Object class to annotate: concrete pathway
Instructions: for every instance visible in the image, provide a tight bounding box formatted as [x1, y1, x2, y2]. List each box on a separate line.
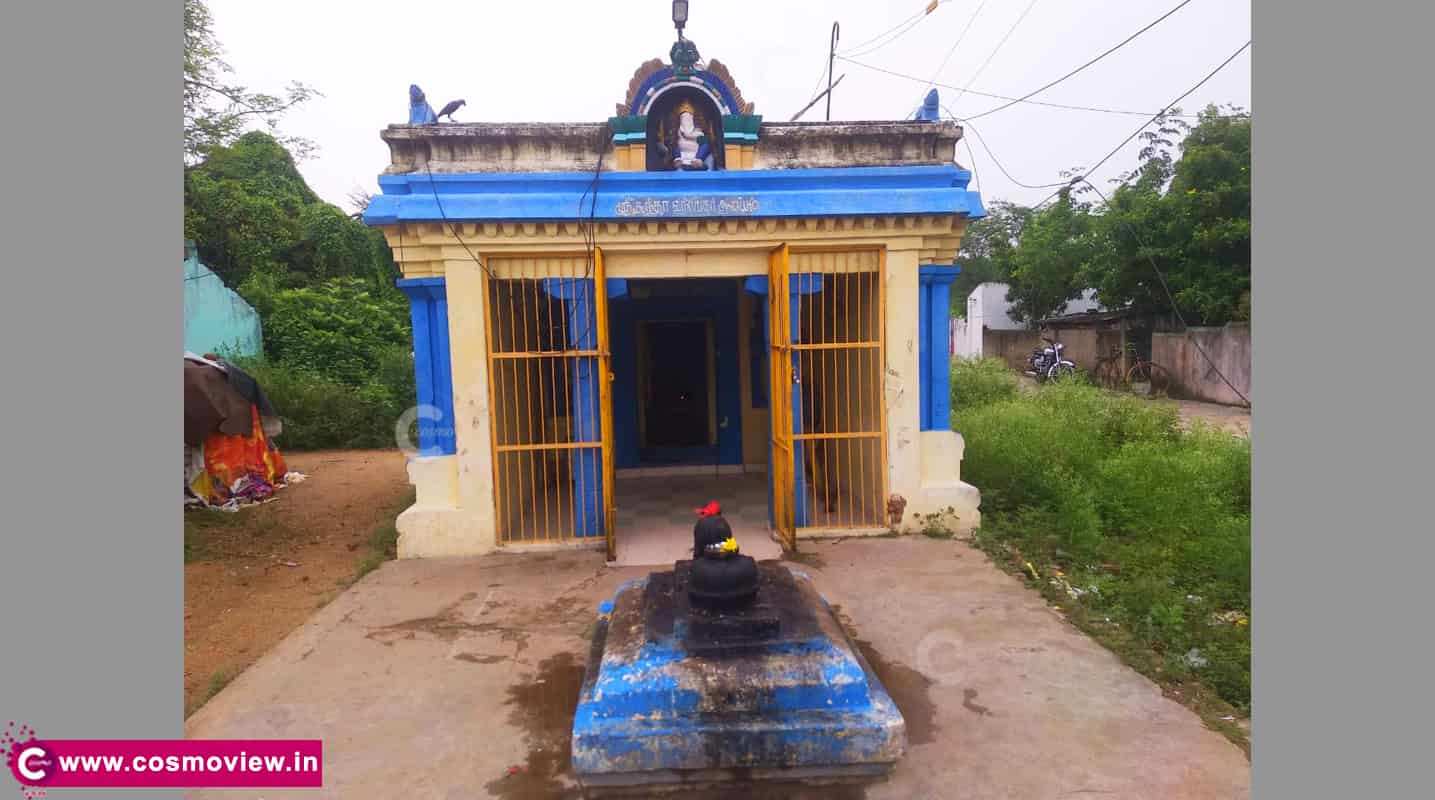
[185, 538, 1249, 799]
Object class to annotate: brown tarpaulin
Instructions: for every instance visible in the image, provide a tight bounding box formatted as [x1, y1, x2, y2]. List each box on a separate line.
[183, 360, 253, 445]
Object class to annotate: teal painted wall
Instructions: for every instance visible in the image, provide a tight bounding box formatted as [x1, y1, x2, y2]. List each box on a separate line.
[183, 241, 262, 357]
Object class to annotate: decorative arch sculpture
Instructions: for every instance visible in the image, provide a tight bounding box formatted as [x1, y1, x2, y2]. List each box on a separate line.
[609, 57, 761, 172]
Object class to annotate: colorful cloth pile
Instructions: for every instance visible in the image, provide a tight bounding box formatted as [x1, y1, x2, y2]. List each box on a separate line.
[183, 353, 298, 510]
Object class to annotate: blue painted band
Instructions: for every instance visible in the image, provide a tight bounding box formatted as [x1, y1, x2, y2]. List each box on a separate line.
[396, 276, 447, 298]
[739, 275, 826, 297]
[364, 165, 984, 225]
[918, 264, 960, 432]
[918, 265, 961, 285]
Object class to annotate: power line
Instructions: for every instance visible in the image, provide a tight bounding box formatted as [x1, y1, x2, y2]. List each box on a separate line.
[947, 109, 1067, 190]
[842, 12, 926, 59]
[998, 39, 1253, 407]
[837, 1, 947, 58]
[963, 0, 1197, 122]
[951, 0, 1042, 111]
[922, 0, 989, 96]
[423, 159, 494, 280]
[960, 135, 982, 195]
[804, 55, 831, 110]
[1030, 40, 1251, 209]
[837, 57, 1212, 119]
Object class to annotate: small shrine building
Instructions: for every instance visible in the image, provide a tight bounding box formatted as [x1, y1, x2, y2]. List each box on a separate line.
[364, 28, 986, 561]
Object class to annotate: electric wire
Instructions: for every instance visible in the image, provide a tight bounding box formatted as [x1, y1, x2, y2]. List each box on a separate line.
[922, 0, 989, 96]
[1029, 39, 1250, 209]
[946, 108, 1067, 189]
[841, 12, 927, 60]
[837, 57, 1211, 119]
[950, 0, 1042, 111]
[836, 1, 947, 58]
[962, 0, 1197, 122]
[1075, 177, 1251, 407]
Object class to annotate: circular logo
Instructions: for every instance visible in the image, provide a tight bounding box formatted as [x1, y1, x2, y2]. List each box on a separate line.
[914, 629, 965, 687]
[12, 742, 57, 785]
[394, 404, 445, 455]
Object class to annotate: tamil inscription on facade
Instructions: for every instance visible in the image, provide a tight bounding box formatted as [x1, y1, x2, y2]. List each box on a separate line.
[614, 196, 760, 217]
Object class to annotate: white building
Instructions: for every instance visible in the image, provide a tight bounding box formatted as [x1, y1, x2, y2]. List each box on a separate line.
[950, 282, 1102, 358]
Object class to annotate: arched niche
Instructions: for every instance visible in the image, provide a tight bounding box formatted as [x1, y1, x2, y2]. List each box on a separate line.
[645, 85, 726, 172]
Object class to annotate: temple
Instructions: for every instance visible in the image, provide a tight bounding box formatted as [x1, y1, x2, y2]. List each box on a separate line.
[364, 29, 986, 561]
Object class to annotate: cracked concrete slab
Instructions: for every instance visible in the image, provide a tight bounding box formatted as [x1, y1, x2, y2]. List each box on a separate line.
[185, 538, 1248, 799]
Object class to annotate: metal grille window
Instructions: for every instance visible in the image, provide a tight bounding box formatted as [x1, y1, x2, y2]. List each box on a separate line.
[482, 253, 615, 557]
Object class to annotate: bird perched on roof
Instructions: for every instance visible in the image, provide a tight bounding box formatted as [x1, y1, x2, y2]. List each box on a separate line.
[436, 99, 466, 122]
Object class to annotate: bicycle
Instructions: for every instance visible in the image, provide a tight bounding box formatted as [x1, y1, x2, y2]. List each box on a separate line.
[1093, 346, 1127, 390]
[1094, 343, 1172, 396]
[1124, 348, 1172, 396]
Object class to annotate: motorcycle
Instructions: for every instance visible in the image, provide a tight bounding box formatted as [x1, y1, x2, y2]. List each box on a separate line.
[1025, 337, 1078, 382]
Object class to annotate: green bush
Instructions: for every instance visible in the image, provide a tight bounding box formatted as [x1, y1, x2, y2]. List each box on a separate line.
[241, 277, 411, 387]
[958, 395, 1107, 510]
[960, 379, 1251, 710]
[223, 276, 416, 451]
[950, 357, 1019, 412]
[232, 357, 413, 450]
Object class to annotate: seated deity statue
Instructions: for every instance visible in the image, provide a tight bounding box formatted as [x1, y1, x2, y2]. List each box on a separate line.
[673, 108, 710, 170]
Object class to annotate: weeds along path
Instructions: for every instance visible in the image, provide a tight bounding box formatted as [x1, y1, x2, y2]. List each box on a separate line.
[183, 449, 413, 716]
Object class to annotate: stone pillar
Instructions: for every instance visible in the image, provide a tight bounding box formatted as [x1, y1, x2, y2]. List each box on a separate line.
[392, 260, 498, 558]
[886, 253, 981, 534]
[884, 248, 924, 517]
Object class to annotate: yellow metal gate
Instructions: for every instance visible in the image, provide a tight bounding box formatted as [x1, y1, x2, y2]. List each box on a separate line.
[482, 249, 616, 559]
[767, 244, 796, 550]
[789, 248, 888, 531]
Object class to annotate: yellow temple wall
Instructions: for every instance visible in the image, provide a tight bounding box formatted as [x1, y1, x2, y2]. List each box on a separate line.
[381, 215, 978, 557]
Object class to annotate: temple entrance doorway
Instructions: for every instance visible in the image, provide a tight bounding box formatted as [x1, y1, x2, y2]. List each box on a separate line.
[639, 319, 715, 463]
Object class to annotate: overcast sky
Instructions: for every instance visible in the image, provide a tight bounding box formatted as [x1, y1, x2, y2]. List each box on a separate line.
[207, 0, 1250, 211]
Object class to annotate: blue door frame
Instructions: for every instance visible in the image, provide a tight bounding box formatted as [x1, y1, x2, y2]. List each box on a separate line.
[609, 282, 744, 469]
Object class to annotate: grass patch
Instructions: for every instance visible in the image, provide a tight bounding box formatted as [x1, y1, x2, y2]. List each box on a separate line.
[915, 506, 963, 539]
[183, 507, 286, 563]
[183, 508, 247, 563]
[950, 357, 1020, 411]
[954, 366, 1250, 741]
[186, 666, 238, 718]
[349, 488, 414, 584]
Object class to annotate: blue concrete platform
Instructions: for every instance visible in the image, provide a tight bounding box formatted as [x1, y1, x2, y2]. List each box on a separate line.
[571, 562, 906, 786]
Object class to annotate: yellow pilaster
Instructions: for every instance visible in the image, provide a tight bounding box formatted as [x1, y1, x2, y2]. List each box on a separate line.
[724, 143, 743, 169]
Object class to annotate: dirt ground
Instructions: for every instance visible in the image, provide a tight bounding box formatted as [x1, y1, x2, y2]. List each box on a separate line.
[1014, 374, 1251, 437]
[183, 449, 412, 716]
[186, 539, 1250, 799]
[1175, 398, 1252, 438]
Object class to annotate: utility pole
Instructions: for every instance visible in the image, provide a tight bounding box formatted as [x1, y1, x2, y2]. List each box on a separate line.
[826, 22, 840, 121]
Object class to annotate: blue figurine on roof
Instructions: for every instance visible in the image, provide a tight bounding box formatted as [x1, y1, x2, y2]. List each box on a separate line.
[915, 88, 940, 122]
[409, 84, 437, 125]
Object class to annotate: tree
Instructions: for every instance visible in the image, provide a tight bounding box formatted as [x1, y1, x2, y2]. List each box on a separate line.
[1087, 106, 1251, 325]
[185, 132, 399, 291]
[184, 0, 318, 163]
[953, 201, 1032, 316]
[1004, 190, 1103, 323]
